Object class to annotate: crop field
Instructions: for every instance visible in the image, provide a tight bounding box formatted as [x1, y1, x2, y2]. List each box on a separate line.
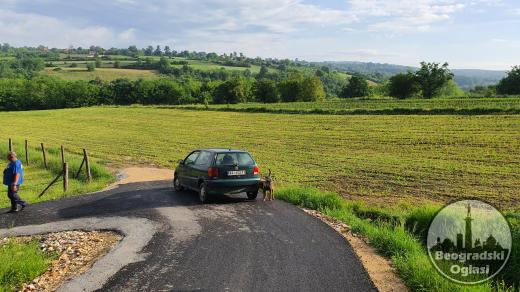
[1, 107, 518, 210]
[41, 67, 160, 81]
[177, 98, 520, 115]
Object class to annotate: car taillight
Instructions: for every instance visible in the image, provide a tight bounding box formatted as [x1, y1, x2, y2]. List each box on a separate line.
[208, 167, 219, 178]
[253, 165, 259, 175]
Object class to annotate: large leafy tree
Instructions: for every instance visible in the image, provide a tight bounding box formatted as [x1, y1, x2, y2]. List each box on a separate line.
[388, 72, 420, 99]
[415, 62, 453, 98]
[213, 78, 250, 104]
[341, 75, 369, 98]
[496, 66, 520, 95]
[299, 76, 325, 101]
[153, 45, 162, 56]
[278, 73, 303, 102]
[253, 79, 280, 103]
[164, 46, 172, 57]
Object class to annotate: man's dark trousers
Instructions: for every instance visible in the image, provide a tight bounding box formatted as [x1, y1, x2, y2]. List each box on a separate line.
[8, 185, 26, 211]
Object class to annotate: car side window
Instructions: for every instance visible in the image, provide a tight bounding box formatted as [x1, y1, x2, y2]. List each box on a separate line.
[194, 151, 212, 166]
[185, 151, 200, 165]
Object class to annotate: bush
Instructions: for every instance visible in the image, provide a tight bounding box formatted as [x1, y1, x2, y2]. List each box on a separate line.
[213, 78, 251, 104]
[253, 79, 280, 103]
[341, 76, 369, 98]
[497, 66, 520, 95]
[86, 62, 95, 72]
[388, 72, 420, 99]
[278, 74, 325, 102]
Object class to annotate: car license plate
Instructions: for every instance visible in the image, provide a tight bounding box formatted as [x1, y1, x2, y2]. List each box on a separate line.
[227, 170, 245, 176]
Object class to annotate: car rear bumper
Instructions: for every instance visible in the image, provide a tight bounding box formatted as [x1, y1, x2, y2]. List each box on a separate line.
[206, 178, 260, 194]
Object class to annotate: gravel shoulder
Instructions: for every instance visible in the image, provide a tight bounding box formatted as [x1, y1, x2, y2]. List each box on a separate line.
[13, 231, 121, 292]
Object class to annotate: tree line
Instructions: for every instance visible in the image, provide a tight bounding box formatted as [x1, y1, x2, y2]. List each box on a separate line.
[1, 43, 519, 105]
[343, 62, 520, 99]
[0, 72, 328, 111]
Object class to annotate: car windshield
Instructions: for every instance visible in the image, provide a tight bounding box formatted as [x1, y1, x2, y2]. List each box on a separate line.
[215, 152, 254, 166]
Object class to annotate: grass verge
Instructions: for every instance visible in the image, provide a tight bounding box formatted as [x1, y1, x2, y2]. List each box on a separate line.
[0, 140, 113, 209]
[0, 239, 55, 291]
[277, 186, 519, 291]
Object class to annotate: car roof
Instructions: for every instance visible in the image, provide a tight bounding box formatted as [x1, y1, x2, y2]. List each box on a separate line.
[196, 148, 248, 153]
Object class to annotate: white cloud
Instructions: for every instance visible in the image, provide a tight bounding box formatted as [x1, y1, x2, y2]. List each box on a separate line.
[346, 0, 466, 32]
[0, 9, 135, 48]
[155, 0, 352, 34]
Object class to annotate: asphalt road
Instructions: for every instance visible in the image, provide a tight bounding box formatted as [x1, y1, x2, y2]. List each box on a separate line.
[0, 181, 376, 292]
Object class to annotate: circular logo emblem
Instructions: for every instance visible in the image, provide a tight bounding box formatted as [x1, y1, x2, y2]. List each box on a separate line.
[427, 200, 511, 284]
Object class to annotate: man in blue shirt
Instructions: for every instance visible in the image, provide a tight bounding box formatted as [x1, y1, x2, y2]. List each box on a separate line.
[3, 152, 26, 213]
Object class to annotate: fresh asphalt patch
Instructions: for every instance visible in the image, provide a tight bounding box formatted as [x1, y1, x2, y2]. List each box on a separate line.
[0, 181, 376, 292]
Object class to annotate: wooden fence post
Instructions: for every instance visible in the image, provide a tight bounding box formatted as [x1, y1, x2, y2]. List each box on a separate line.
[24, 140, 29, 166]
[83, 149, 92, 182]
[8, 138, 12, 152]
[60, 145, 65, 165]
[41, 143, 48, 169]
[63, 162, 68, 192]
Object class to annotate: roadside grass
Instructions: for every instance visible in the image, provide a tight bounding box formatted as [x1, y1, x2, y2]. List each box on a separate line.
[276, 187, 519, 291]
[176, 98, 520, 115]
[0, 239, 55, 291]
[0, 141, 113, 209]
[0, 106, 518, 210]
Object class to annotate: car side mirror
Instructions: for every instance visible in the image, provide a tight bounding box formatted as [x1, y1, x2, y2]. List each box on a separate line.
[178, 159, 185, 165]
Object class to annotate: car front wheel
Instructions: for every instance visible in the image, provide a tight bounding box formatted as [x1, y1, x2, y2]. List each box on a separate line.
[173, 175, 184, 192]
[199, 182, 208, 204]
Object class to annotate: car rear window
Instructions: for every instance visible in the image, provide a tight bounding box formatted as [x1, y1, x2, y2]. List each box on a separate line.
[215, 152, 254, 166]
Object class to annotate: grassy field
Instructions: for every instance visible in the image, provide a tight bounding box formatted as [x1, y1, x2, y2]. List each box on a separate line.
[177, 98, 520, 115]
[41, 67, 160, 81]
[39, 57, 269, 81]
[0, 143, 113, 209]
[171, 59, 266, 73]
[1, 106, 518, 210]
[0, 239, 54, 291]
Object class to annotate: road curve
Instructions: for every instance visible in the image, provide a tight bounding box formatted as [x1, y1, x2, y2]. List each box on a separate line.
[0, 181, 376, 292]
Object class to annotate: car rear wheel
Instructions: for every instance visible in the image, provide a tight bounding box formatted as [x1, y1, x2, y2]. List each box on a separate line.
[247, 190, 258, 200]
[199, 182, 208, 204]
[173, 175, 184, 192]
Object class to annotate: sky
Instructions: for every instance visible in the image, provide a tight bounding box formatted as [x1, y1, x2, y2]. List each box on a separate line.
[0, 0, 519, 70]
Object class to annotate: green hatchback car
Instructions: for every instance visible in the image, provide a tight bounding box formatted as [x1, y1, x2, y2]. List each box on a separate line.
[173, 149, 261, 203]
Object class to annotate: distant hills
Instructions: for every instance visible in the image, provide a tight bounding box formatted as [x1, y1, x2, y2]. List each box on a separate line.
[319, 61, 506, 90]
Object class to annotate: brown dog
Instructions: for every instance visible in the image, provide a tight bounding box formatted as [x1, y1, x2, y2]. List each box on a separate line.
[259, 169, 275, 201]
